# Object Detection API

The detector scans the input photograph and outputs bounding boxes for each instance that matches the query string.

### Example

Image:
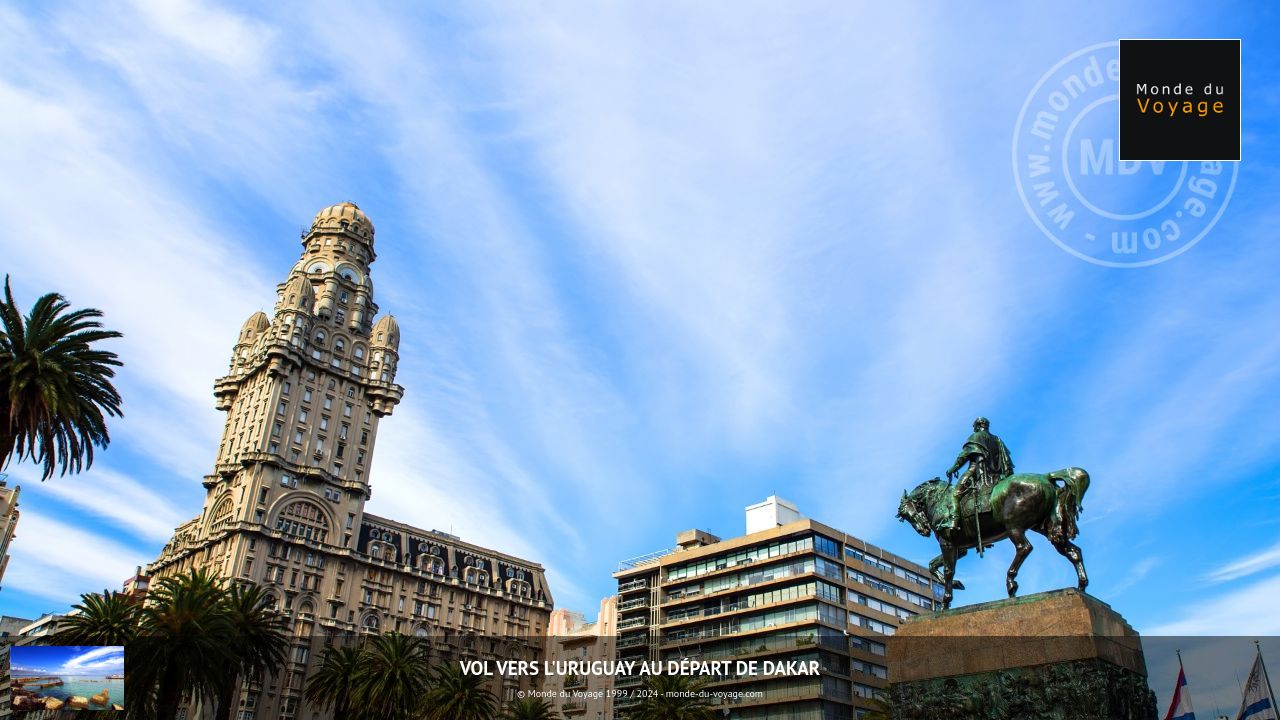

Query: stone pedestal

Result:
[888,589,1157,720]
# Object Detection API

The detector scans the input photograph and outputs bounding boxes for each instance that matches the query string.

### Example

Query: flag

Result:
[1165,664,1196,720]
[1237,650,1277,720]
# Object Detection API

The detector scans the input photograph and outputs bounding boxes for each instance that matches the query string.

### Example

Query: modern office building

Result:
[545,597,618,720]
[15,612,68,644]
[148,203,553,720]
[0,479,19,591]
[613,496,941,720]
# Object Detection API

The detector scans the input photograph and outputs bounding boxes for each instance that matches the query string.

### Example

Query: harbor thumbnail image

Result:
[8,646,125,712]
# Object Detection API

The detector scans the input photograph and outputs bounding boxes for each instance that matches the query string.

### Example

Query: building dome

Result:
[280,275,316,312]
[371,314,400,349]
[309,201,374,241]
[239,311,270,341]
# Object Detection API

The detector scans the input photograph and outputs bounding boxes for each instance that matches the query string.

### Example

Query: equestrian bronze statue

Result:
[896,418,1090,609]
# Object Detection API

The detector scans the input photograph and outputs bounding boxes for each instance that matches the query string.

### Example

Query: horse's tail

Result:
[1047,467,1089,542]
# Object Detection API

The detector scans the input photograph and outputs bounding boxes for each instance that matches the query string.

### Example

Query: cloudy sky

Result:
[10,645,126,676]
[1,0,1278,704]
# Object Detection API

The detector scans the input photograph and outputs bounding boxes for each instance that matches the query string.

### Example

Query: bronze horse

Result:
[896,468,1090,609]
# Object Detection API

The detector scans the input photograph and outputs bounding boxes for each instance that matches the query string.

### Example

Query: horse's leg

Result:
[1005,527,1033,598]
[928,553,966,592]
[928,554,945,585]
[1052,538,1088,591]
[940,541,958,609]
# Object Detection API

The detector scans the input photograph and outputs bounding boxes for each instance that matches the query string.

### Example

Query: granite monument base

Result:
[888,588,1157,720]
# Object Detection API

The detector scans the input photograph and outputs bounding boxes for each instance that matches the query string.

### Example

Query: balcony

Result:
[618,578,648,593]
[564,675,587,690]
[618,597,649,612]
[615,674,644,687]
[616,635,648,649]
[666,607,702,622]
[617,617,647,630]
[562,700,587,714]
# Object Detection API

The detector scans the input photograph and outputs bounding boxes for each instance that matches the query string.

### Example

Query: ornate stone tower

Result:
[152,201,403,577]
[151,203,551,720]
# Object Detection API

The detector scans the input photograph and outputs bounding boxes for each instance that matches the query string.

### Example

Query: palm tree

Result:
[0,276,123,480]
[211,582,291,720]
[352,633,434,720]
[420,660,498,720]
[503,697,556,720]
[128,569,237,720]
[305,642,367,720]
[51,589,139,646]
[628,674,716,720]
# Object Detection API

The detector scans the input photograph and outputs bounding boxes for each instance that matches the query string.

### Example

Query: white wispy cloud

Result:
[10,466,186,543]
[3,513,148,603]
[63,646,126,674]
[1147,573,1280,636]
[1205,540,1280,584]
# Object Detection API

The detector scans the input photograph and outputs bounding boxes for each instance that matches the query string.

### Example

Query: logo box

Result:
[1119,39,1241,161]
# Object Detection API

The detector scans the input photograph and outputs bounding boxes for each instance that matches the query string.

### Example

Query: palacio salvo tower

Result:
[150,203,552,719]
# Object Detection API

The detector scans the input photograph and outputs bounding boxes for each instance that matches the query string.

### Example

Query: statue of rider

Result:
[938,417,1015,531]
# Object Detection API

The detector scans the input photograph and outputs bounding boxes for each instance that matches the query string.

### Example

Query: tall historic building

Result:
[149,203,553,720]
[0,478,19,592]
[613,497,941,720]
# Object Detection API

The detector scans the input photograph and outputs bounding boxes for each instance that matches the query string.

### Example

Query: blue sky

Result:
[0,0,1278,699]
[10,645,125,676]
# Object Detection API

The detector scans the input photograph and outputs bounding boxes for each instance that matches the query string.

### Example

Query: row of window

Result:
[666,536,817,581]
[665,601,848,644]
[845,546,935,592]
[852,592,915,622]
[850,612,895,635]
[847,568,936,610]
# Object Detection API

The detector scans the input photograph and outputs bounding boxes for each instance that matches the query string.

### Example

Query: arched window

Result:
[369,541,397,562]
[208,498,234,534]
[414,625,429,638]
[275,500,329,543]
[420,556,445,575]
[334,339,345,354]
[353,345,365,360]
[298,600,315,616]
[363,615,380,630]
[314,331,326,346]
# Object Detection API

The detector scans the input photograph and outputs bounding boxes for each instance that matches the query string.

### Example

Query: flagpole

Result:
[1257,640,1278,713]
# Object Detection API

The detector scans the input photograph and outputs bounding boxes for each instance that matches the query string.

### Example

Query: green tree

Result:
[862,690,895,720]
[0,276,122,480]
[503,697,556,720]
[628,674,716,720]
[211,582,291,720]
[51,589,139,646]
[305,643,367,720]
[420,661,498,720]
[128,569,236,720]
[351,633,434,720]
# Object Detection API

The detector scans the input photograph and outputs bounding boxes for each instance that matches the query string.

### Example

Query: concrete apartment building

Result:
[613,496,941,720]
[545,597,618,720]
[148,203,553,720]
